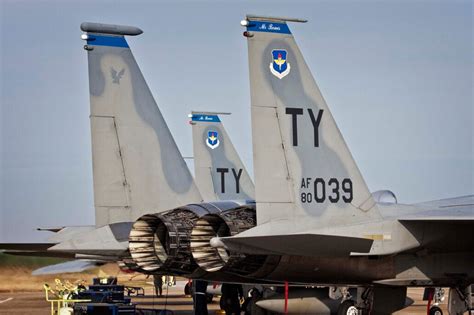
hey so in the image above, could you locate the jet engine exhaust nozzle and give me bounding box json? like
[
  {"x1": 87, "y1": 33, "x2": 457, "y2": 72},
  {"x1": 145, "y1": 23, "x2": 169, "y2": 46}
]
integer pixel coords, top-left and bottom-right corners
[{"x1": 190, "y1": 206, "x2": 268, "y2": 275}]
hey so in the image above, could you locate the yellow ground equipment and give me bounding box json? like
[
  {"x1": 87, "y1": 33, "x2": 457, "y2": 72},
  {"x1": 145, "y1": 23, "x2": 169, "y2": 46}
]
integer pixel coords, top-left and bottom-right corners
[{"x1": 43, "y1": 279, "x2": 91, "y2": 315}]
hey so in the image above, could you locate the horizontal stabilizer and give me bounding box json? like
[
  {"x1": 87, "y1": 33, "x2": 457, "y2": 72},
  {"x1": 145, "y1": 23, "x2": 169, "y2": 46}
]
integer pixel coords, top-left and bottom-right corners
[
  {"x1": 399, "y1": 206, "x2": 474, "y2": 222},
  {"x1": 46, "y1": 226, "x2": 96, "y2": 243},
  {"x1": 220, "y1": 233, "x2": 373, "y2": 257},
  {"x1": 48, "y1": 225, "x2": 128, "y2": 256},
  {"x1": 0, "y1": 243, "x2": 53, "y2": 251},
  {"x1": 2, "y1": 251, "x2": 75, "y2": 259},
  {"x1": 32, "y1": 260, "x2": 103, "y2": 276},
  {"x1": 37, "y1": 227, "x2": 65, "y2": 233},
  {"x1": 414, "y1": 195, "x2": 473, "y2": 208}
]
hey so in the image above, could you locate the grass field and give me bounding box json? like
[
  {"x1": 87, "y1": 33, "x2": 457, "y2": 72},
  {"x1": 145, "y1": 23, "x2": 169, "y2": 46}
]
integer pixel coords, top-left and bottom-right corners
[{"x1": 0, "y1": 253, "x2": 68, "y2": 268}]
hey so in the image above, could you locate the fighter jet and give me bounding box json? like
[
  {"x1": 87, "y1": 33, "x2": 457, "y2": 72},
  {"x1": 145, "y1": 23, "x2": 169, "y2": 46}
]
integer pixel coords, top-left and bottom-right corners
[
  {"x1": 2, "y1": 18, "x2": 472, "y2": 314},
  {"x1": 1, "y1": 23, "x2": 257, "y2": 277},
  {"x1": 1, "y1": 22, "x2": 201, "y2": 267},
  {"x1": 49, "y1": 20, "x2": 473, "y2": 314},
  {"x1": 199, "y1": 15, "x2": 473, "y2": 314}
]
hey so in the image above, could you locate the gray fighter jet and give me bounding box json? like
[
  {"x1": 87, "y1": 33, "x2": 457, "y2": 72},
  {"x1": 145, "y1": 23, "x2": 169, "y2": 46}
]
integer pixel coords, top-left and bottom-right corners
[
  {"x1": 1, "y1": 22, "x2": 202, "y2": 268},
  {"x1": 1, "y1": 23, "x2": 257, "y2": 276},
  {"x1": 203, "y1": 15, "x2": 473, "y2": 314},
  {"x1": 73, "y1": 20, "x2": 474, "y2": 314},
  {"x1": 2, "y1": 18, "x2": 472, "y2": 314}
]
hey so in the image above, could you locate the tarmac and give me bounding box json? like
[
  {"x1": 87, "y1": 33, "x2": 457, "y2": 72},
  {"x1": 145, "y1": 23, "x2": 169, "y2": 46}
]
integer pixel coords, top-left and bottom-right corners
[{"x1": 0, "y1": 284, "x2": 449, "y2": 314}]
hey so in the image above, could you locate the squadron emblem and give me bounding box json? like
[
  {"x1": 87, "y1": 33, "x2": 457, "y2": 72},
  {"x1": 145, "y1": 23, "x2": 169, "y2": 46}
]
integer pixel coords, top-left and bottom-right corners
[
  {"x1": 111, "y1": 67, "x2": 125, "y2": 84},
  {"x1": 206, "y1": 131, "x2": 220, "y2": 149},
  {"x1": 270, "y1": 49, "x2": 290, "y2": 79}
]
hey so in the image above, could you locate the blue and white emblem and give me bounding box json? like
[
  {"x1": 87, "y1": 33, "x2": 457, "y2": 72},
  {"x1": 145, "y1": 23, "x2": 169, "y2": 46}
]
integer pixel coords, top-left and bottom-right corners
[
  {"x1": 206, "y1": 130, "x2": 220, "y2": 149},
  {"x1": 270, "y1": 49, "x2": 290, "y2": 79}
]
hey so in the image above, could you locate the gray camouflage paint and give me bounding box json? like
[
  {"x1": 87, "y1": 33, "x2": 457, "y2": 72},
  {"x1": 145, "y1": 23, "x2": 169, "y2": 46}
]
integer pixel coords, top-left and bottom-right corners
[
  {"x1": 246, "y1": 21, "x2": 378, "y2": 227},
  {"x1": 218, "y1": 18, "x2": 474, "y2": 307},
  {"x1": 191, "y1": 113, "x2": 254, "y2": 201},
  {"x1": 85, "y1": 30, "x2": 202, "y2": 226}
]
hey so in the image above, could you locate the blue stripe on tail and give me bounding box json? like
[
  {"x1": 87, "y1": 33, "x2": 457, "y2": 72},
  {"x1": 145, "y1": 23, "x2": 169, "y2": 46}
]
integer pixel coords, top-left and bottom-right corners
[
  {"x1": 247, "y1": 21, "x2": 291, "y2": 34},
  {"x1": 87, "y1": 35, "x2": 129, "y2": 48}
]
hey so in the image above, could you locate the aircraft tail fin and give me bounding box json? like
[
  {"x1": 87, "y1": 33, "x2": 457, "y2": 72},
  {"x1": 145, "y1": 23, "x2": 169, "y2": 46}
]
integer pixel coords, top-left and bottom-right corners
[
  {"x1": 81, "y1": 22, "x2": 202, "y2": 226},
  {"x1": 243, "y1": 16, "x2": 379, "y2": 227},
  {"x1": 190, "y1": 112, "x2": 254, "y2": 201}
]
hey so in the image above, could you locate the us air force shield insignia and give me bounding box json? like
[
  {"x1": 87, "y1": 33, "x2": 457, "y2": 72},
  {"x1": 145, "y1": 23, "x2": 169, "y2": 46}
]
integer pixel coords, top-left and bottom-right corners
[
  {"x1": 206, "y1": 131, "x2": 220, "y2": 149},
  {"x1": 270, "y1": 49, "x2": 290, "y2": 79}
]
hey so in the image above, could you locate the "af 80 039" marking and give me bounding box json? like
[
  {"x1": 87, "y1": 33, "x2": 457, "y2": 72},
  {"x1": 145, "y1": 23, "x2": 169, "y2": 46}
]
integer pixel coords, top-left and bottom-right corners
[{"x1": 300, "y1": 177, "x2": 353, "y2": 204}]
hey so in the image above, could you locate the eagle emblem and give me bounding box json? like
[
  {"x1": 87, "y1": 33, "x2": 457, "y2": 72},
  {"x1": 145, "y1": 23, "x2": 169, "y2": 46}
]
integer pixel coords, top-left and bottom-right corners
[{"x1": 110, "y1": 67, "x2": 125, "y2": 84}]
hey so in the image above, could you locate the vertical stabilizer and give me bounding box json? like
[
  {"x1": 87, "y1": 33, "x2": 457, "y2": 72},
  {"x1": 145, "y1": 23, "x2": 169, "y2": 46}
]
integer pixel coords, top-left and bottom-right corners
[
  {"x1": 243, "y1": 16, "x2": 379, "y2": 229},
  {"x1": 190, "y1": 112, "x2": 254, "y2": 201},
  {"x1": 81, "y1": 22, "x2": 202, "y2": 226}
]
